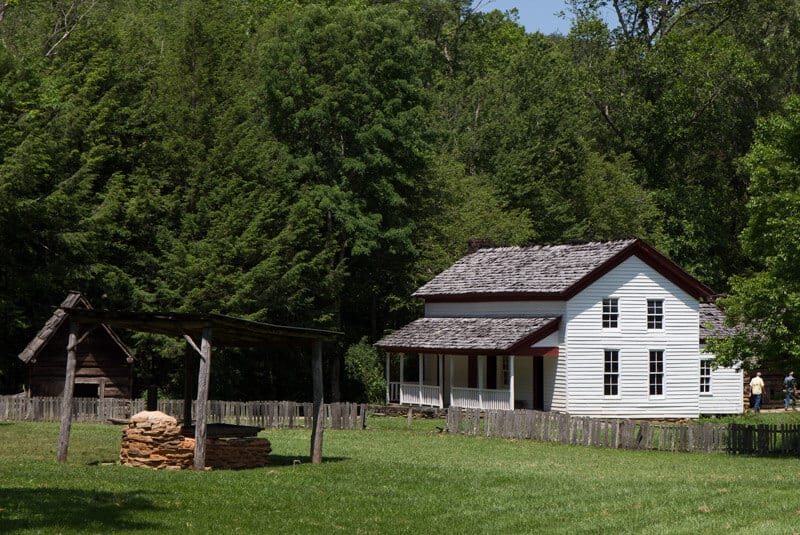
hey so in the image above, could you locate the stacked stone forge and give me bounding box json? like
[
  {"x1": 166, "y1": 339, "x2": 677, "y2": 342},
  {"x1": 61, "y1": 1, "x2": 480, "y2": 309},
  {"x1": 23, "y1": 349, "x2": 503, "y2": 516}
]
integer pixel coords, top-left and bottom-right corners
[{"x1": 120, "y1": 411, "x2": 272, "y2": 470}]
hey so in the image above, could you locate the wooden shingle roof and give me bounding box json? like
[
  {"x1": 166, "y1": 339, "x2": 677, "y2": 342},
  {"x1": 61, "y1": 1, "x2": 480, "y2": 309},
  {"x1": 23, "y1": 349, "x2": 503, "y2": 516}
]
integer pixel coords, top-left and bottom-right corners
[
  {"x1": 414, "y1": 238, "x2": 714, "y2": 302},
  {"x1": 699, "y1": 302, "x2": 737, "y2": 342},
  {"x1": 375, "y1": 317, "x2": 560, "y2": 355}
]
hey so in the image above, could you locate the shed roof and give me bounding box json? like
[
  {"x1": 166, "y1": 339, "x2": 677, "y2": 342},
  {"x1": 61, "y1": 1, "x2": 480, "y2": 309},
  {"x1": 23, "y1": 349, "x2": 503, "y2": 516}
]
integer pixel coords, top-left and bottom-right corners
[
  {"x1": 60, "y1": 308, "x2": 342, "y2": 347},
  {"x1": 414, "y1": 238, "x2": 714, "y2": 302},
  {"x1": 375, "y1": 317, "x2": 560, "y2": 355},
  {"x1": 18, "y1": 291, "x2": 133, "y2": 364},
  {"x1": 699, "y1": 302, "x2": 737, "y2": 342}
]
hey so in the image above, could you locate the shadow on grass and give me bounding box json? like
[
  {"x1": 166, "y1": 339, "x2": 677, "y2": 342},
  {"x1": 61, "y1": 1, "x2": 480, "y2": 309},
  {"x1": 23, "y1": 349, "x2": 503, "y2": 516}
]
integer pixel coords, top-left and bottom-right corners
[
  {"x1": 0, "y1": 487, "x2": 164, "y2": 533},
  {"x1": 267, "y1": 454, "x2": 349, "y2": 467}
]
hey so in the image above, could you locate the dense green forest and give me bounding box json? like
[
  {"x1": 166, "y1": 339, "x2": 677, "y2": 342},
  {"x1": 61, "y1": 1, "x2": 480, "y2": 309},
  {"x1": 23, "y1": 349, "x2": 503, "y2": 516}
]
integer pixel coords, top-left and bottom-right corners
[{"x1": 2, "y1": 0, "x2": 800, "y2": 400}]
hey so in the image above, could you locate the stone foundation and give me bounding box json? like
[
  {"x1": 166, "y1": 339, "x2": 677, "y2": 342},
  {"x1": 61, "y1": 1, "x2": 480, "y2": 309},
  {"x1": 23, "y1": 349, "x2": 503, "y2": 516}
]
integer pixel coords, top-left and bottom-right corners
[{"x1": 120, "y1": 411, "x2": 271, "y2": 470}]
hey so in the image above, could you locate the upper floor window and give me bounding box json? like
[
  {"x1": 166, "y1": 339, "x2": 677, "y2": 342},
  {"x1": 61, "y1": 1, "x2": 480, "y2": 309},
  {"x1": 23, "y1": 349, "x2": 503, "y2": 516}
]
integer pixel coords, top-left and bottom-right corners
[
  {"x1": 647, "y1": 299, "x2": 663, "y2": 329},
  {"x1": 649, "y1": 350, "x2": 664, "y2": 396},
  {"x1": 602, "y1": 298, "x2": 619, "y2": 328},
  {"x1": 604, "y1": 350, "x2": 619, "y2": 396},
  {"x1": 700, "y1": 359, "x2": 712, "y2": 394}
]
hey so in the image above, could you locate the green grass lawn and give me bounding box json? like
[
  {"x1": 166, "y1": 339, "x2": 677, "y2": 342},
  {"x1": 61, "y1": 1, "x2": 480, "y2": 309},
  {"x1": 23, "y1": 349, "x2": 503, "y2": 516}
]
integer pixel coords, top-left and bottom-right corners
[{"x1": 1, "y1": 417, "x2": 799, "y2": 534}]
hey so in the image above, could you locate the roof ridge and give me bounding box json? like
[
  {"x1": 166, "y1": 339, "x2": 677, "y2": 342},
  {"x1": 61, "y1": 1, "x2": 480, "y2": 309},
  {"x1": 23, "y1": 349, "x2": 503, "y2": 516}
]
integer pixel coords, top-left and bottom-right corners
[{"x1": 471, "y1": 237, "x2": 639, "y2": 253}]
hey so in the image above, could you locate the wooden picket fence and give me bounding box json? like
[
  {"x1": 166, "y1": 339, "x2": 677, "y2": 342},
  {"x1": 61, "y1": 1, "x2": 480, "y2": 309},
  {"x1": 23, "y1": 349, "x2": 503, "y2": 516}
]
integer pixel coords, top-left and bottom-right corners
[
  {"x1": 447, "y1": 408, "x2": 729, "y2": 453},
  {"x1": 727, "y1": 423, "x2": 800, "y2": 455},
  {"x1": 0, "y1": 396, "x2": 367, "y2": 430}
]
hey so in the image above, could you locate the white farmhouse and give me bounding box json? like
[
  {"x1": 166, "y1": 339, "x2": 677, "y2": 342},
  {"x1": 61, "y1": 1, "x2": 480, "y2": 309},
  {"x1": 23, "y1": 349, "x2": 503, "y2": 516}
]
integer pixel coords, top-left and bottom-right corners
[{"x1": 376, "y1": 238, "x2": 742, "y2": 418}]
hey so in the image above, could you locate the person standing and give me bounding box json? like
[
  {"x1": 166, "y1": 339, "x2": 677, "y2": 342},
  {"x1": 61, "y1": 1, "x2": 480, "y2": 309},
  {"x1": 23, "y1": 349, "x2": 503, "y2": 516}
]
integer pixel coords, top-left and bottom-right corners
[
  {"x1": 750, "y1": 372, "x2": 765, "y2": 413},
  {"x1": 784, "y1": 371, "x2": 797, "y2": 410}
]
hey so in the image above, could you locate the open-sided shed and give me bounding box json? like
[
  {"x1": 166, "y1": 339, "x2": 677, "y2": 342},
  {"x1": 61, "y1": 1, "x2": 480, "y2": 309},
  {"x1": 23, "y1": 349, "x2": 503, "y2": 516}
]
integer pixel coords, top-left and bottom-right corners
[{"x1": 56, "y1": 307, "x2": 341, "y2": 468}]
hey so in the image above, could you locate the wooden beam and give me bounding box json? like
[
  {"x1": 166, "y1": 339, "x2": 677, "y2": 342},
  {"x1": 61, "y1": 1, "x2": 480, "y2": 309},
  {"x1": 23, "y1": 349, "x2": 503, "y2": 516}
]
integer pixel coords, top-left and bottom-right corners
[
  {"x1": 310, "y1": 339, "x2": 324, "y2": 464},
  {"x1": 66, "y1": 324, "x2": 97, "y2": 352},
  {"x1": 57, "y1": 320, "x2": 80, "y2": 463},
  {"x1": 182, "y1": 332, "x2": 202, "y2": 356},
  {"x1": 193, "y1": 325, "x2": 212, "y2": 470}
]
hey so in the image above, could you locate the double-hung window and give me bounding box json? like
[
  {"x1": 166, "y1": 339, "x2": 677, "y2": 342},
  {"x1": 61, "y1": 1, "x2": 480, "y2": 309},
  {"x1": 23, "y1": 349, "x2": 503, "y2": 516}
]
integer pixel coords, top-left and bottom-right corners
[
  {"x1": 647, "y1": 299, "x2": 663, "y2": 329},
  {"x1": 649, "y1": 350, "x2": 664, "y2": 395},
  {"x1": 602, "y1": 298, "x2": 619, "y2": 328},
  {"x1": 700, "y1": 359, "x2": 712, "y2": 393},
  {"x1": 604, "y1": 350, "x2": 619, "y2": 396}
]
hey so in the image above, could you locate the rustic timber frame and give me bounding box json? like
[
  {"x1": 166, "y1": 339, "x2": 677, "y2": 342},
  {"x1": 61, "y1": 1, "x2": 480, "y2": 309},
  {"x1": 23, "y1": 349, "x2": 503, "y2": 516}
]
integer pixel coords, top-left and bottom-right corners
[{"x1": 56, "y1": 308, "x2": 340, "y2": 469}]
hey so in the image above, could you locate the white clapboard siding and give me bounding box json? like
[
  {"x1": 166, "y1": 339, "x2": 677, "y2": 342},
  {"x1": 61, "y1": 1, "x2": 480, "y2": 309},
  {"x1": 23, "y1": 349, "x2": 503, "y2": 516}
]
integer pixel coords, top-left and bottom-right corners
[
  {"x1": 564, "y1": 256, "x2": 700, "y2": 418},
  {"x1": 425, "y1": 301, "x2": 566, "y2": 318},
  {"x1": 547, "y1": 352, "x2": 566, "y2": 412},
  {"x1": 699, "y1": 347, "x2": 744, "y2": 415}
]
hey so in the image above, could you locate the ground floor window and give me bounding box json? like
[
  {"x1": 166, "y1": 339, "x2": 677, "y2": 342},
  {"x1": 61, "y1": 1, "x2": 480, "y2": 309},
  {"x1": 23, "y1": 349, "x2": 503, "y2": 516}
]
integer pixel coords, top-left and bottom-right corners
[
  {"x1": 649, "y1": 350, "x2": 664, "y2": 396},
  {"x1": 604, "y1": 350, "x2": 619, "y2": 396},
  {"x1": 501, "y1": 356, "x2": 510, "y2": 387},
  {"x1": 700, "y1": 359, "x2": 711, "y2": 393}
]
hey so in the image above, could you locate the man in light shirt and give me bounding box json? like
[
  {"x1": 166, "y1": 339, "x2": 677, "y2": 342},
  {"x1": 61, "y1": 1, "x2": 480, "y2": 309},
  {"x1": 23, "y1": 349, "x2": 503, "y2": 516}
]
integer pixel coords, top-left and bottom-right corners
[{"x1": 749, "y1": 371, "x2": 765, "y2": 413}]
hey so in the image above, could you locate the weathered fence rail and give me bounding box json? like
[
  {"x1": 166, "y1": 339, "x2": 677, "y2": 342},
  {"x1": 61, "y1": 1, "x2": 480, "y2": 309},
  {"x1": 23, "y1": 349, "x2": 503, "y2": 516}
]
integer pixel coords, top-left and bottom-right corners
[
  {"x1": 0, "y1": 396, "x2": 367, "y2": 430},
  {"x1": 447, "y1": 408, "x2": 731, "y2": 453},
  {"x1": 728, "y1": 423, "x2": 800, "y2": 455}
]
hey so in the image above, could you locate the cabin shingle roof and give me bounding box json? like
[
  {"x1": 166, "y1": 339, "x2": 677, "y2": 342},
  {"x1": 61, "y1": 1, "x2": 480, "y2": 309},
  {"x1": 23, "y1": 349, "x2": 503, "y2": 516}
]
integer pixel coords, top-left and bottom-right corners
[
  {"x1": 18, "y1": 291, "x2": 134, "y2": 364},
  {"x1": 414, "y1": 238, "x2": 714, "y2": 301},
  {"x1": 699, "y1": 302, "x2": 736, "y2": 342},
  {"x1": 375, "y1": 317, "x2": 559, "y2": 354}
]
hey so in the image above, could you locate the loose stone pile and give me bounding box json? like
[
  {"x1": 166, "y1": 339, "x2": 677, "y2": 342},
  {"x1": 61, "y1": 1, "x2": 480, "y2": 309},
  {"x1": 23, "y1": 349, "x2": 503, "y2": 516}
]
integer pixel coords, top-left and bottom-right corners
[{"x1": 120, "y1": 411, "x2": 271, "y2": 470}]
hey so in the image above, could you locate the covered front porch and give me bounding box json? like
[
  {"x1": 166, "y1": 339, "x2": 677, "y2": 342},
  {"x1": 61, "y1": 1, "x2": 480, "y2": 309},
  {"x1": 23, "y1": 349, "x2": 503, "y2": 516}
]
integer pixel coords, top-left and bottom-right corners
[
  {"x1": 377, "y1": 316, "x2": 561, "y2": 411},
  {"x1": 387, "y1": 354, "x2": 517, "y2": 410}
]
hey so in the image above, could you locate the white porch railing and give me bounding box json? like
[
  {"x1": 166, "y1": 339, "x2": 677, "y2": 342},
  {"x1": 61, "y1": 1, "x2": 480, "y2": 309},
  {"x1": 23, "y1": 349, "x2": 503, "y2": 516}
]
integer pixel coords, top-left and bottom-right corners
[
  {"x1": 451, "y1": 387, "x2": 511, "y2": 411},
  {"x1": 387, "y1": 382, "x2": 401, "y2": 403},
  {"x1": 400, "y1": 383, "x2": 442, "y2": 408}
]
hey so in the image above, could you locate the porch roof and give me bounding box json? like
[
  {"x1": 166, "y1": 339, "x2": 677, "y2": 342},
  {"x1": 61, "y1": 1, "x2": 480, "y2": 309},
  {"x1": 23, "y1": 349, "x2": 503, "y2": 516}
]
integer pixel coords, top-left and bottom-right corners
[{"x1": 375, "y1": 317, "x2": 560, "y2": 355}]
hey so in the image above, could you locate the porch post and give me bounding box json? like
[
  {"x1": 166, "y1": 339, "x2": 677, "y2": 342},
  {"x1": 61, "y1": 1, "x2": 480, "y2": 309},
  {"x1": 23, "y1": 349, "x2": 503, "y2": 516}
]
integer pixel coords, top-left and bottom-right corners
[
  {"x1": 509, "y1": 355, "x2": 515, "y2": 411},
  {"x1": 385, "y1": 353, "x2": 390, "y2": 404},
  {"x1": 418, "y1": 353, "x2": 423, "y2": 407},
  {"x1": 437, "y1": 355, "x2": 444, "y2": 408},
  {"x1": 478, "y1": 355, "x2": 485, "y2": 410},
  {"x1": 400, "y1": 355, "x2": 405, "y2": 404},
  {"x1": 448, "y1": 355, "x2": 454, "y2": 407}
]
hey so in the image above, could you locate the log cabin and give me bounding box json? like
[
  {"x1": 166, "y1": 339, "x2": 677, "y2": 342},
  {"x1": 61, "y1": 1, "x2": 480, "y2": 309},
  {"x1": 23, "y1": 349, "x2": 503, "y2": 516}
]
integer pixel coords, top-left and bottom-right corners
[{"x1": 18, "y1": 292, "x2": 134, "y2": 399}]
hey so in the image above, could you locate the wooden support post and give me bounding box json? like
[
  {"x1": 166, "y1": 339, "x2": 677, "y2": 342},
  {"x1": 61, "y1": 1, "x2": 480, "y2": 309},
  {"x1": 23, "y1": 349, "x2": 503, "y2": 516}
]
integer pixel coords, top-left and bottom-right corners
[
  {"x1": 57, "y1": 320, "x2": 80, "y2": 463},
  {"x1": 509, "y1": 355, "x2": 515, "y2": 411},
  {"x1": 385, "y1": 353, "x2": 390, "y2": 404},
  {"x1": 399, "y1": 354, "x2": 404, "y2": 404},
  {"x1": 310, "y1": 339, "x2": 324, "y2": 464},
  {"x1": 193, "y1": 326, "x2": 212, "y2": 470},
  {"x1": 478, "y1": 355, "x2": 485, "y2": 410},
  {"x1": 183, "y1": 343, "x2": 193, "y2": 425},
  {"x1": 437, "y1": 355, "x2": 444, "y2": 408},
  {"x1": 448, "y1": 355, "x2": 454, "y2": 407},
  {"x1": 418, "y1": 354, "x2": 423, "y2": 406}
]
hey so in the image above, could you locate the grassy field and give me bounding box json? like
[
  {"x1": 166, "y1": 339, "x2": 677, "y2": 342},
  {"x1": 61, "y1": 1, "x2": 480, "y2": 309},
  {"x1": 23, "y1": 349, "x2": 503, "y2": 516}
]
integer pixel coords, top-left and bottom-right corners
[{"x1": 1, "y1": 417, "x2": 800, "y2": 534}]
